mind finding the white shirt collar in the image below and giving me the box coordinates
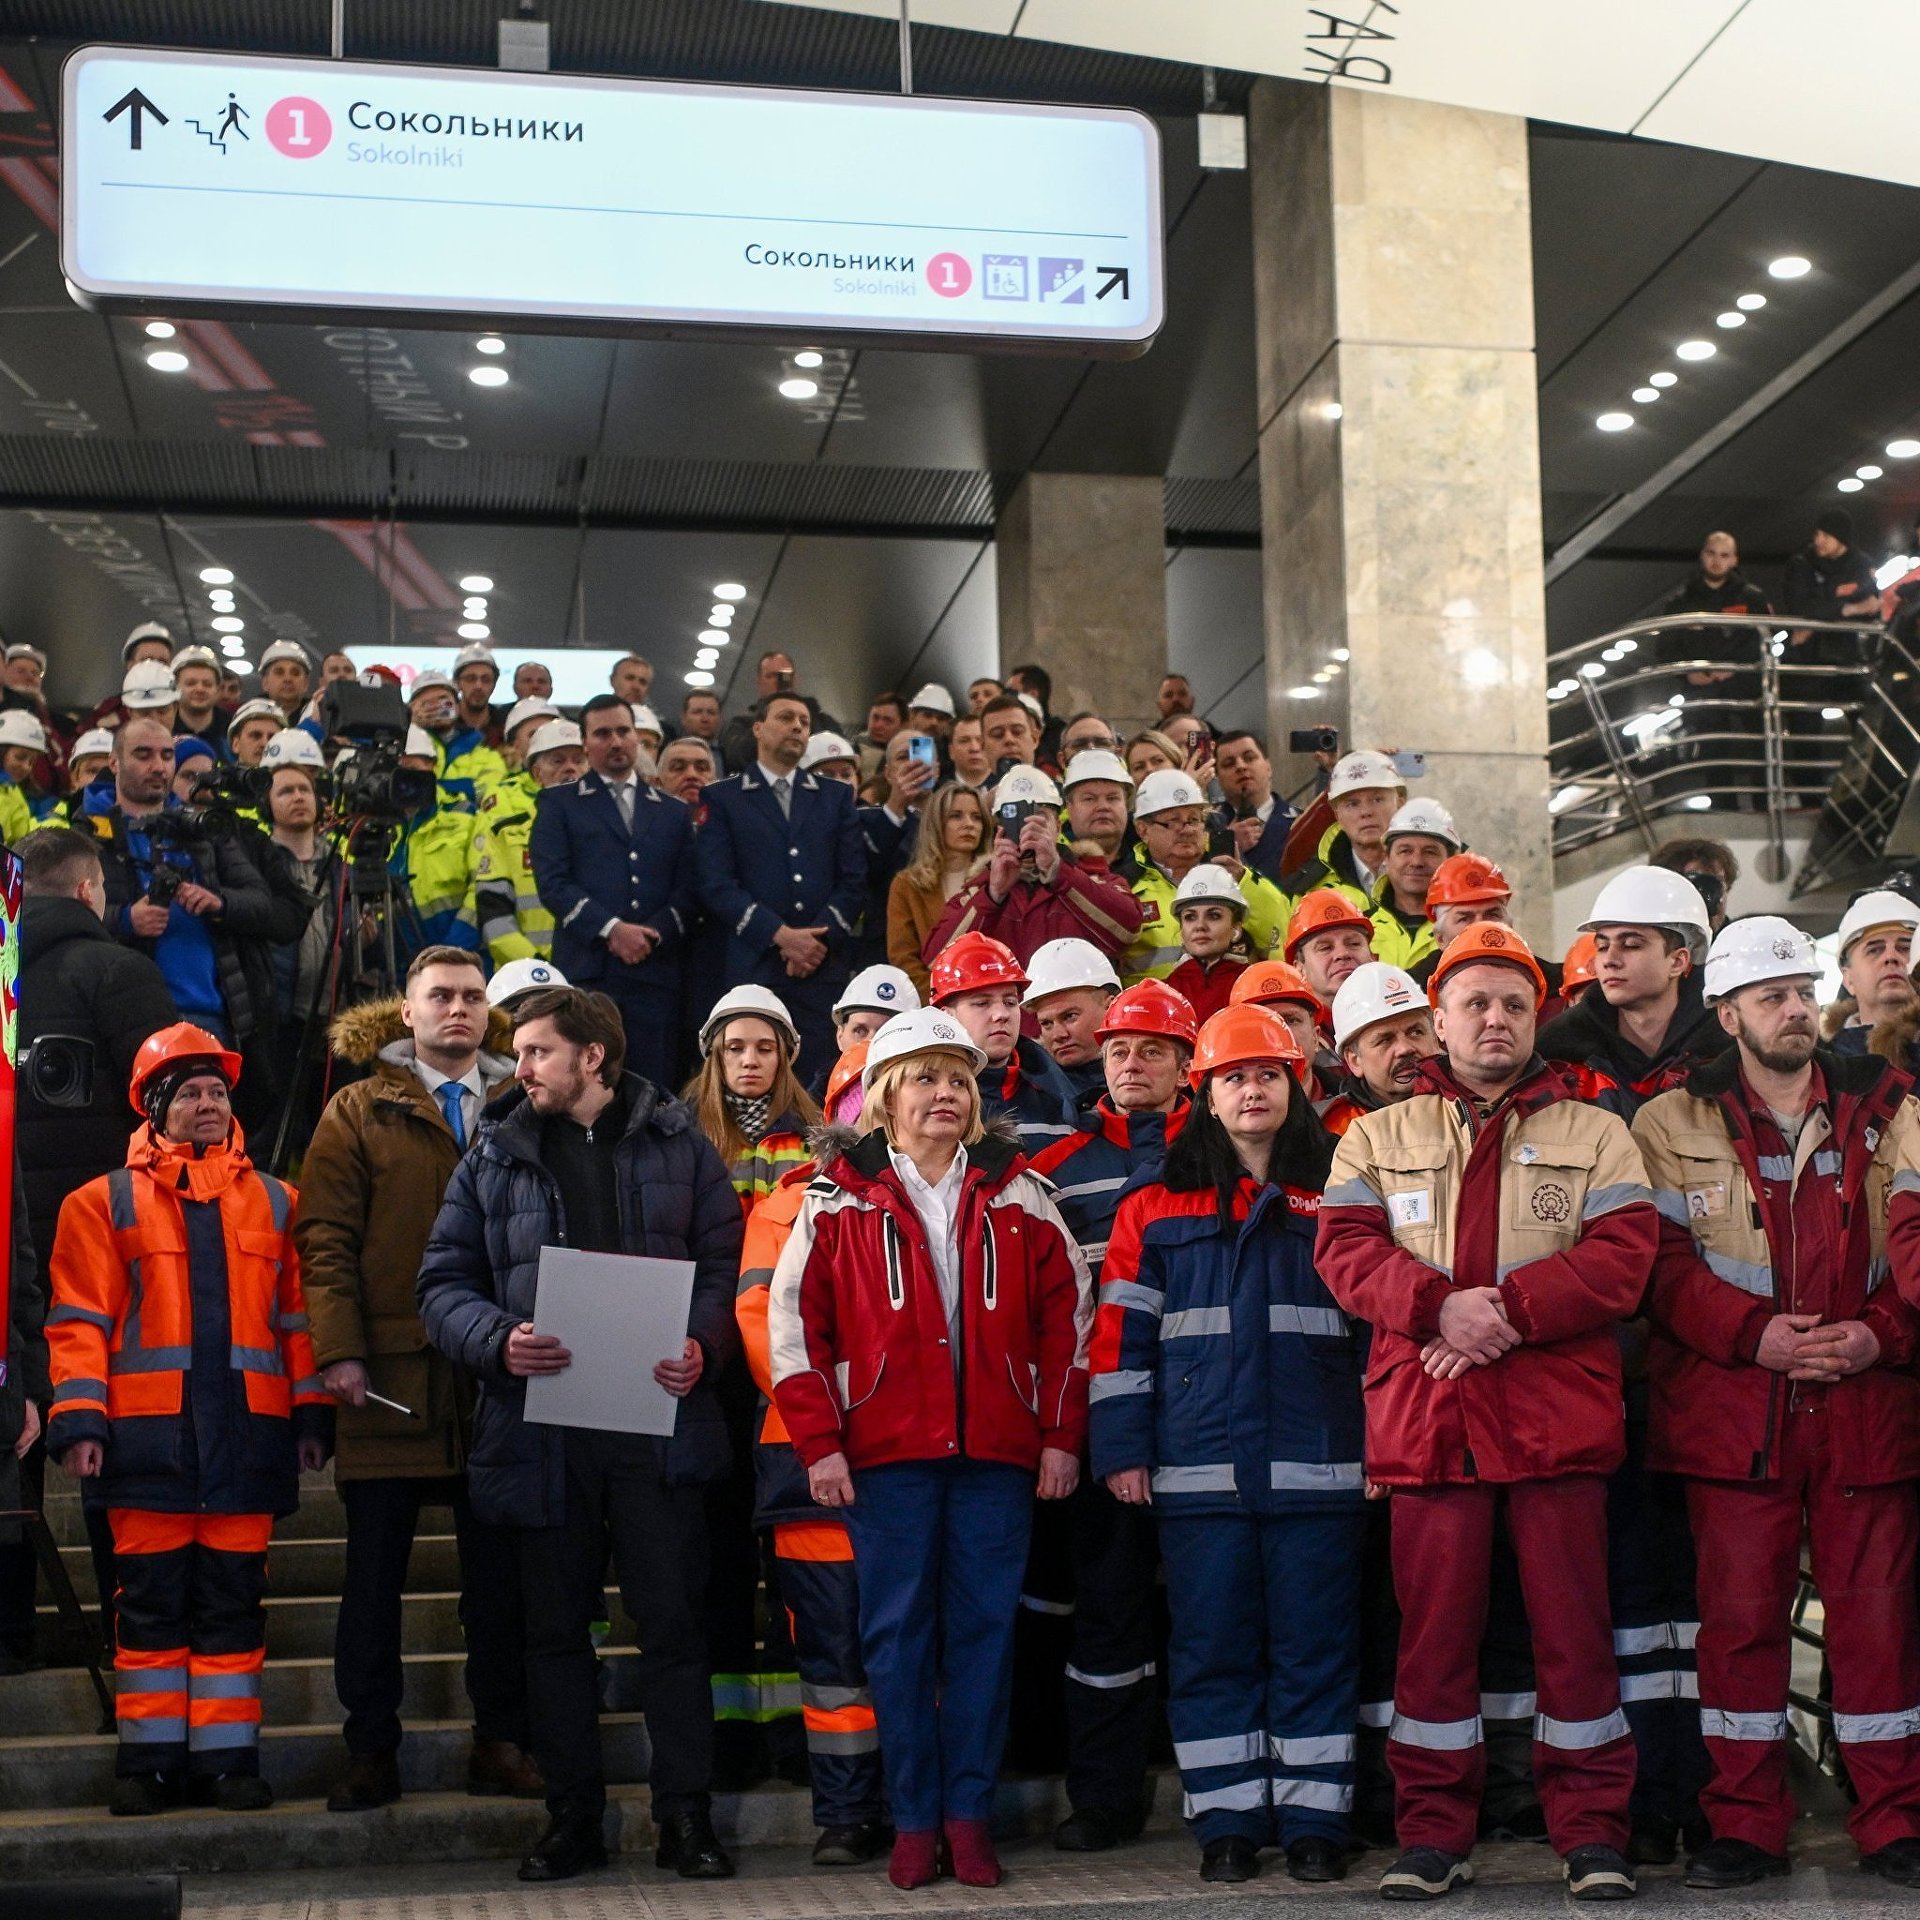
[890,1145,966,1201]
[757,761,798,788]
[415,1057,484,1101]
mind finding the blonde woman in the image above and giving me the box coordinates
[767,1008,1092,1890]
[1123,729,1183,786]
[887,782,987,998]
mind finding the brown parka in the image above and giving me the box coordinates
[293,996,516,1480]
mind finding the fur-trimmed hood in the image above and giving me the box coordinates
[329,993,514,1065]
[1869,998,1920,1071]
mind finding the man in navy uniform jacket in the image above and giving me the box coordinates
[695,692,867,1079]
[530,694,697,1087]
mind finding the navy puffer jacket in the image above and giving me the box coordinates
[417,1073,743,1528]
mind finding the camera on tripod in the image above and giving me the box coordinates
[319,679,436,823]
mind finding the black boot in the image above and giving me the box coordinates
[656,1810,736,1879]
[327,1750,401,1812]
[109,1772,178,1818]
[519,1812,609,1883]
[1200,1836,1261,1883]
[1683,1836,1789,1890]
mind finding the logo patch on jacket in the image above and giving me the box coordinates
[1529,1181,1573,1225]
[1284,1186,1319,1217]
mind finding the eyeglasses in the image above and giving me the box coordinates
[1065,733,1118,753]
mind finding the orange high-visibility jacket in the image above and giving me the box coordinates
[46,1124,329,1515]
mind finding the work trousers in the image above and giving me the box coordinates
[514,1427,714,1824]
[334,1475,528,1759]
[1063,1478,1163,1821]
[842,1458,1031,1831]
[1388,1476,1634,1856]
[774,1519,884,1829]
[1160,1509,1364,1848]
[109,1507,272,1780]
[1009,1492,1072,1773]
[1687,1401,1920,1856]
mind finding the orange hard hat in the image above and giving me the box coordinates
[1427,852,1512,911]
[1429,922,1548,1010]
[1097,979,1199,1049]
[826,1040,871,1116]
[929,932,1027,1004]
[128,1022,243,1116]
[1230,958,1326,1017]
[1562,930,1599,992]
[1283,888,1374,962]
[1189,1003,1308,1089]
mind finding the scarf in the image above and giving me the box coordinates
[724,1088,776,1146]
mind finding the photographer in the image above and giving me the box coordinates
[76,716,273,1050]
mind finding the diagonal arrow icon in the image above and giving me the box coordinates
[103,88,168,151]
[1094,265,1130,301]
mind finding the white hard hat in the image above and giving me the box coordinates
[408,670,455,700]
[699,984,801,1059]
[1332,962,1431,1051]
[1133,768,1207,819]
[0,709,48,752]
[1060,748,1134,791]
[403,725,439,760]
[1580,865,1714,960]
[630,703,664,740]
[488,957,567,1010]
[503,697,558,739]
[259,729,325,770]
[834,964,922,1018]
[800,730,857,771]
[120,661,178,708]
[861,1006,988,1085]
[1384,797,1462,849]
[1836,888,1920,959]
[453,642,497,673]
[1328,749,1404,800]
[122,620,173,659]
[5,643,46,668]
[907,682,956,717]
[525,719,583,761]
[257,640,312,672]
[1172,863,1247,916]
[1702,915,1818,1005]
[229,697,284,730]
[1021,937,1122,1006]
[70,726,114,762]
[170,645,221,675]
[1014,690,1045,726]
[991,764,1061,810]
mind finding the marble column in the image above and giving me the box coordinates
[1249,82,1553,943]
[995,471,1167,735]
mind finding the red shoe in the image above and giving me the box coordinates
[944,1817,1003,1888]
[889,1829,940,1890]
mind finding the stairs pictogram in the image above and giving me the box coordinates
[183,118,228,154]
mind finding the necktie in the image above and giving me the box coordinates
[435,1080,468,1149]
[773,776,792,818]
[613,781,635,829]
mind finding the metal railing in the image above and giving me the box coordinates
[1547,613,1880,878]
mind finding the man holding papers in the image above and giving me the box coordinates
[419,985,744,1886]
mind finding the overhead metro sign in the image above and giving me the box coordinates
[60,46,1164,354]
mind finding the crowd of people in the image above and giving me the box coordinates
[11,626,1920,1904]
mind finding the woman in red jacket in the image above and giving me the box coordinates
[767,1006,1092,1891]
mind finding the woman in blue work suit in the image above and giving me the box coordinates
[1088,1002,1367,1885]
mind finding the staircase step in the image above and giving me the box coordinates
[54,1531,462,1599]
[0,1713,653,1810]
[38,1479,349,1549]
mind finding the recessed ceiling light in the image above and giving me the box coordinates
[218,636,245,655]
[1632,387,1660,403]
[208,594,235,611]
[713,583,747,601]
[1579,662,1606,678]
[1736,293,1767,311]
[1768,255,1811,279]
[1838,477,1865,492]
[457,621,490,639]
[1822,707,1846,720]
[1596,411,1634,432]
[1287,685,1321,700]
[1615,638,1639,653]
[144,320,176,339]
[475,335,506,354]
[1715,311,1746,328]
[211,615,244,633]
[1675,340,1716,361]
[1648,372,1678,388]
[1858,464,1885,480]
[778,377,819,400]
[1684,794,1713,810]
[1668,694,1686,708]
[469,365,509,387]
[685,669,716,687]
[698,628,728,646]
[792,350,824,369]
[1332,648,1350,662]
[462,597,489,618]
[199,566,234,584]
[1323,402,1344,421]
[1312,668,1334,683]
[458,574,494,593]
[1601,647,1624,662]
[225,657,254,675]
[1889,439,1920,459]
[708,610,735,629]
[695,650,719,667]
[1548,684,1570,701]
[146,349,189,373]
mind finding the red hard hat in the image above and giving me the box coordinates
[1189,1004,1307,1089]
[1283,888,1374,962]
[128,1022,243,1115]
[1230,959,1326,1017]
[1427,852,1512,911]
[1429,922,1548,1010]
[825,1040,871,1115]
[1096,979,1198,1049]
[930,932,1028,1003]
[1562,931,1599,991]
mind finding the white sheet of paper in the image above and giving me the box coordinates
[522,1246,696,1438]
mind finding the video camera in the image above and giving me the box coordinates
[318,678,436,823]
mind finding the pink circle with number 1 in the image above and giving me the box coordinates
[927,252,972,299]
[266,96,332,158]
